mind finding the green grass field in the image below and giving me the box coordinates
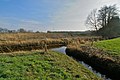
[94,38,120,56]
[0,51,101,80]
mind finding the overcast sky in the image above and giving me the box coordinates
[0,0,120,31]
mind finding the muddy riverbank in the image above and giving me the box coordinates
[66,47,120,80]
[52,46,110,80]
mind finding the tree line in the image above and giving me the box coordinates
[0,28,39,33]
[86,4,120,39]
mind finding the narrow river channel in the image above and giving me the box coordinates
[51,46,111,80]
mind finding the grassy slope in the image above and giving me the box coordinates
[94,38,120,56]
[0,51,101,80]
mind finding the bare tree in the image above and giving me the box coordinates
[98,4,118,28]
[86,9,99,31]
[86,4,119,32]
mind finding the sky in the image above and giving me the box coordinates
[0,0,120,32]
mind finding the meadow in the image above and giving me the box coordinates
[0,51,101,80]
[94,38,120,56]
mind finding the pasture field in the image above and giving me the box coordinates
[94,38,120,56]
[0,51,101,80]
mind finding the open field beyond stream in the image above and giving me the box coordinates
[0,33,99,53]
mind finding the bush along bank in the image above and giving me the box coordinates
[66,46,120,80]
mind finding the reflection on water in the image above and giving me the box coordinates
[80,61,111,80]
[51,46,111,80]
[51,46,67,54]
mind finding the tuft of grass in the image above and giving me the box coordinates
[94,38,120,56]
[0,51,101,80]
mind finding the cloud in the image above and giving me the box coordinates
[100,0,119,4]
[18,20,46,31]
[50,0,96,31]
[50,0,120,31]
[0,17,46,31]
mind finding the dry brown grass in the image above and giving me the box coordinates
[0,33,68,41]
[0,32,101,53]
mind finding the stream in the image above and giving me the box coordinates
[51,46,111,80]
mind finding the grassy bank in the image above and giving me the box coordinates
[0,51,101,80]
[94,38,120,56]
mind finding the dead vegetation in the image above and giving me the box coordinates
[0,33,69,53]
[0,32,101,53]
